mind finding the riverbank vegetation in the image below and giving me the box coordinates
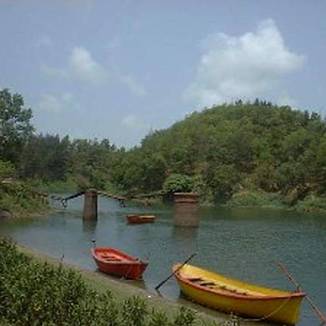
[1,238,232,326]
[0,142,47,218]
[1,88,326,214]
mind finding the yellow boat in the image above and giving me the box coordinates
[173,263,305,325]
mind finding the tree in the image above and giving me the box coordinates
[0,89,34,163]
[0,160,15,180]
[19,134,71,181]
[205,164,240,201]
[162,174,193,195]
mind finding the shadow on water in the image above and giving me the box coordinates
[82,219,97,239]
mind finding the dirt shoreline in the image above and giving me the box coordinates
[16,244,271,326]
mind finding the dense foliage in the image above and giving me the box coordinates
[0,89,34,164]
[111,100,326,208]
[162,174,194,195]
[0,160,47,217]
[0,238,225,326]
[1,88,326,210]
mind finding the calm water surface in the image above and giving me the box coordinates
[0,196,325,325]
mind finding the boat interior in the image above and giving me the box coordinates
[178,264,296,298]
[185,276,264,297]
[98,252,122,262]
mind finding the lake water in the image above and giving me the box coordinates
[0,196,325,325]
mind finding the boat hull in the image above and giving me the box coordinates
[127,215,156,224]
[92,247,148,280]
[173,264,305,325]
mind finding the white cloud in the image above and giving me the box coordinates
[41,46,146,95]
[120,74,147,97]
[185,19,304,107]
[41,46,107,84]
[38,92,75,113]
[69,47,107,83]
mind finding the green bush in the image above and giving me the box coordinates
[172,306,196,326]
[226,190,284,208]
[0,239,200,326]
[295,194,326,212]
[163,174,193,195]
[0,160,15,180]
[0,181,47,217]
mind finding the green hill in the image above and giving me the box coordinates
[112,100,326,210]
[1,88,326,212]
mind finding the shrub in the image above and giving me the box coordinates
[295,194,326,212]
[0,239,202,326]
[227,190,284,208]
[163,174,193,195]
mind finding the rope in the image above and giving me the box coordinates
[276,261,326,324]
[238,294,292,323]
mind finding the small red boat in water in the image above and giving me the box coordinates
[126,214,156,224]
[91,247,148,280]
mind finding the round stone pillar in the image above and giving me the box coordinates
[83,189,98,220]
[173,192,199,227]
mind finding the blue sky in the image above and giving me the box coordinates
[0,1,325,147]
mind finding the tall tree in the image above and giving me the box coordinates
[0,89,34,163]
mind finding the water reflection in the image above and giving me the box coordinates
[172,226,198,242]
[172,226,198,257]
[82,219,97,239]
[173,203,200,227]
[0,200,325,326]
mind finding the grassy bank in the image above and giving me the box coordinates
[0,181,49,218]
[0,239,196,326]
[295,194,326,213]
[2,239,262,326]
[225,190,285,209]
[221,189,326,213]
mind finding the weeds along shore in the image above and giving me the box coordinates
[1,238,264,326]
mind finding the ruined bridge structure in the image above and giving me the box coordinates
[33,189,200,226]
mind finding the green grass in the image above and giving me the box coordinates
[0,182,49,218]
[0,239,240,326]
[295,194,326,213]
[226,190,285,209]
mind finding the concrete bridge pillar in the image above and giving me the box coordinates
[83,189,98,220]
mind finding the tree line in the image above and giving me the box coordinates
[1,88,326,208]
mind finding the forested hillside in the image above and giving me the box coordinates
[1,89,326,212]
[114,100,326,208]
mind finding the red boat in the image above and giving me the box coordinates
[126,214,156,224]
[91,247,148,280]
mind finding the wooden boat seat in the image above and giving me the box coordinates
[186,276,264,297]
[104,257,120,261]
[99,253,120,261]
[198,281,216,286]
[187,277,203,282]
